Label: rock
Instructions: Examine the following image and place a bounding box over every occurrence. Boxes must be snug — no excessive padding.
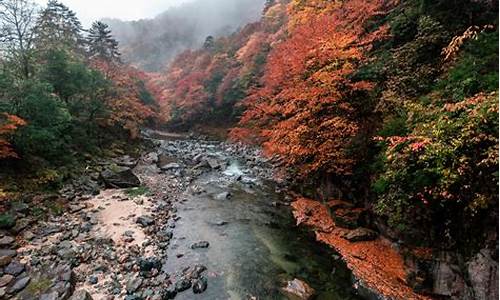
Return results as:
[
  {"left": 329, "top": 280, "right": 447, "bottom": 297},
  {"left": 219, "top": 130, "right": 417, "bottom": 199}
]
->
[
  {"left": 174, "top": 278, "right": 191, "bottom": 292},
  {"left": 192, "top": 277, "right": 208, "bottom": 294},
  {"left": 69, "top": 290, "right": 93, "bottom": 300},
  {"left": 0, "top": 255, "right": 12, "bottom": 267},
  {"left": 342, "top": 228, "right": 378, "bottom": 242},
  {"left": 143, "top": 152, "right": 158, "bottom": 164},
  {"left": 40, "top": 292, "right": 59, "bottom": 300},
  {"left": 6, "top": 276, "right": 30, "bottom": 294},
  {"left": 115, "top": 155, "right": 138, "bottom": 168},
  {"left": 126, "top": 277, "right": 143, "bottom": 294},
  {"left": 138, "top": 257, "right": 162, "bottom": 272},
  {"left": 88, "top": 275, "right": 98, "bottom": 285},
  {"left": 4, "top": 261, "right": 25, "bottom": 276},
  {"left": 191, "top": 241, "right": 210, "bottom": 249},
  {"left": 161, "top": 286, "right": 177, "bottom": 299},
  {"left": 214, "top": 192, "right": 231, "bottom": 200},
  {"left": 467, "top": 248, "right": 498, "bottom": 300},
  {"left": 183, "top": 265, "right": 207, "bottom": 279},
  {"left": 160, "top": 163, "right": 181, "bottom": 171},
  {"left": 0, "top": 274, "right": 14, "bottom": 287},
  {"left": 0, "top": 236, "right": 15, "bottom": 247},
  {"left": 206, "top": 158, "right": 220, "bottom": 169},
  {"left": 0, "top": 249, "right": 16, "bottom": 258},
  {"left": 136, "top": 216, "right": 154, "bottom": 227},
  {"left": 333, "top": 208, "right": 365, "bottom": 229},
  {"left": 211, "top": 219, "right": 228, "bottom": 226},
  {"left": 100, "top": 166, "right": 140, "bottom": 188},
  {"left": 281, "top": 279, "right": 315, "bottom": 300}
]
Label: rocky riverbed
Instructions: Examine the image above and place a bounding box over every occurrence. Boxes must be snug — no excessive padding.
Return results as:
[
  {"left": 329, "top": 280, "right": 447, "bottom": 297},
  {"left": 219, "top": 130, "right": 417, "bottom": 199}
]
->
[{"left": 0, "top": 132, "right": 361, "bottom": 300}]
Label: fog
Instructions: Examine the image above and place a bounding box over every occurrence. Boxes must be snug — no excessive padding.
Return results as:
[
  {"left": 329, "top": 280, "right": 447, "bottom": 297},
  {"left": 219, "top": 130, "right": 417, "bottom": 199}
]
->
[
  {"left": 34, "top": 0, "right": 193, "bottom": 27},
  {"left": 104, "top": 0, "right": 266, "bottom": 71}
]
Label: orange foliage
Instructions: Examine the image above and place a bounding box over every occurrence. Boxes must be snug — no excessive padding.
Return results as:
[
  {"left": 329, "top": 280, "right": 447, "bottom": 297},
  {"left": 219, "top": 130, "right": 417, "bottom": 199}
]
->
[
  {"left": 91, "top": 60, "right": 156, "bottom": 138},
  {"left": 232, "top": 0, "right": 393, "bottom": 176},
  {"left": 0, "top": 113, "right": 26, "bottom": 159}
]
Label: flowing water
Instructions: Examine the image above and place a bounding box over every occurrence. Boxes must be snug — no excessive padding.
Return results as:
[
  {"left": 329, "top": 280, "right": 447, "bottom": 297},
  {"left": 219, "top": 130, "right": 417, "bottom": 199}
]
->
[{"left": 162, "top": 151, "right": 361, "bottom": 300}]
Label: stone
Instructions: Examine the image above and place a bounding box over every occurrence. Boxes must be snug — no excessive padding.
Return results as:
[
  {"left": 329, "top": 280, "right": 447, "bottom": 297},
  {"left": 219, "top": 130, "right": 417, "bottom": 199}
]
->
[
  {"left": 0, "top": 249, "right": 16, "bottom": 258},
  {"left": 0, "top": 255, "right": 12, "bottom": 267},
  {"left": 191, "top": 241, "right": 210, "bottom": 249},
  {"left": 174, "top": 278, "right": 191, "bottom": 292},
  {"left": 136, "top": 216, "right": 154, "bottom": 227},
  {"left": 88, "top": 275, "right": 98, "bottom": 285},
  {"left": 0, "top": 236, "right": 15, "bottom": 247},
  {"left": 214, "top": 192, "right": 231, "bottom": 200},
  {"left": 69, "top": 290, "right": 93, "bottom": 300},
  {"left": 342, "top": 228, "right": 378, "bottom": 242},
  {"left": 126, "top": 277, "right": 143, "bottom": 293},
  {"left": 161, "top": 286, "right": 177, "bottom": 299},
  {"left": 467, "top": 249, "right": 498, "bottom": 300},
  {"left": 206, "top": 158, "right": 220, "bottom": 169},
  {"left": 160, "top": 163, "right": 181, "bottom": 171},
  {"left": 4, "top": 261, "right": 24, "bottom": 276},
  {"left": 138, "top": 257, "right": 162, "bottom": 272},
  {"left": 40, "top": 292, "right": 59, "bottom": 300},
  {"left": 192, "top": 277, "right": 208, "bottom": 294},
  {"left": 281, "top": 279, "right": 315, "bottom": 300},
  {"left": 0, "top": 274, "right": 14, "bottom": 287},
  {"left": 6, "top": 276, "right": 30, "bottom": 294},
  {"left": 100, "top": 166, "right": 140, "bottom": 188}
]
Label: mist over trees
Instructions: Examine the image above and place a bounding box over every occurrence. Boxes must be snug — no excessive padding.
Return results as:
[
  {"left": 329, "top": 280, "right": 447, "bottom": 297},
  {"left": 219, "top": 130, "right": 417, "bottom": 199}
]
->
[{"left": 104, "top": 0, "right": 266, "bottom": 71}]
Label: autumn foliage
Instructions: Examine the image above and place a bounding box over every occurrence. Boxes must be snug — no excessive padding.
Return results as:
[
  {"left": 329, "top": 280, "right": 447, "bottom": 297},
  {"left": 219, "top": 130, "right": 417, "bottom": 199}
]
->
[
  {"left": 0, "top": 114, "right": 26, "bottom": 159},
  {"left": 232, "top": 0, "right": 393, "bottom": 176}
]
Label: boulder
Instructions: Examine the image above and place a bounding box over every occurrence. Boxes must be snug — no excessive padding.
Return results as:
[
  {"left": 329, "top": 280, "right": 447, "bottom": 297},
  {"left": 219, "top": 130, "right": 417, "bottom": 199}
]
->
[
  {"left": 281, "top": 279, "right": 315, "bottom": 300},
  {"left": 160, "top": 163, "right": 181, "bottom": 171},
  {"left": 342, "top": 228, "right": 378, "bottom": 242},
  {"left": 6, "top": 276, "right": 30, "bottom": 294},
  {"left": 191, "top": 241, "right": 210, "bottom": 249},
  {"left": 69, "top": 290, "right": 93, "bottom": 300},
  {"left": 467, "top": 248, "right": 498, "bottom": 300},
  {"left": 100, "top": 166, "right": 140, "bottom": 188},
  {"left": 192, "top": 277, "right": 208, "bottom": 294},
  {"left": 136, "top": 216, "right": 154, "bottom": 227}
]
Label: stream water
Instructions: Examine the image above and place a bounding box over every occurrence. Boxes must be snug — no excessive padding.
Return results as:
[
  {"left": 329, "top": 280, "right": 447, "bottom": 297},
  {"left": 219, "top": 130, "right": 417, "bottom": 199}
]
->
[{"left": 161, "top": 148, "right": 361, "bottom": 300}]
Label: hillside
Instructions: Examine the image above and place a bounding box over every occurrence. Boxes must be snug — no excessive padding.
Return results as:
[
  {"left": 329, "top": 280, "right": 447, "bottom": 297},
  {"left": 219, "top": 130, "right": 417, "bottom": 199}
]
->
[
  {"left": 155, "top": 0, "right": 499, "bottom": 298},
  {"left": 105, "top": 0, "right": 266, "bottom": 71}
]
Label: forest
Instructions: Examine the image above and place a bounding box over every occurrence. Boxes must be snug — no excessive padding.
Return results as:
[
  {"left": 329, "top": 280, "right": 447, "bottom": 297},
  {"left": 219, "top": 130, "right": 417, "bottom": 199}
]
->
[{"left": 0, "top": 0, "right": 498, "bottom": 299}]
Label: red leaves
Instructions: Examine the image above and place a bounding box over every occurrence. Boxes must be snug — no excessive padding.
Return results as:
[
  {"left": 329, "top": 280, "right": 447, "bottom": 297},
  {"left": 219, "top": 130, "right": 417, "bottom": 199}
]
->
[
  {"left": 92, "top": 60, "right": 155, "bottom": 138},
  {"left": 233, "top": 0, "right": 392, "bottom": 177},
  {"left": 0, "top": 113, "right": 26, "bottom": 159}
]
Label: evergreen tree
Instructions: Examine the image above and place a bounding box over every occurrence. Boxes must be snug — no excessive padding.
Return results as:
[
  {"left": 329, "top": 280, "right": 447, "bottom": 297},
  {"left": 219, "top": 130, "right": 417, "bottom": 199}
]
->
[
  {"left": 87, "top": 21, "right": 121, "bottom": 62},
  {"left": 33, "top": 0, "right": 84, "bottom": 51}
]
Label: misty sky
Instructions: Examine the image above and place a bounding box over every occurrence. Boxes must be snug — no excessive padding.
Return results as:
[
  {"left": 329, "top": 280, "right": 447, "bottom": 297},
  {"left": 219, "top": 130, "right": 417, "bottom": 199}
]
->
[{"left": 34, "top": 0, "right": 193, "bottom": 27}]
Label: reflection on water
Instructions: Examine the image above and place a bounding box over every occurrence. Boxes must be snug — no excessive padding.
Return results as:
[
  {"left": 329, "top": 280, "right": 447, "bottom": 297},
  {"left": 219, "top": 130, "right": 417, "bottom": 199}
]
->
[{"left": 164, "top": 161, "right": 361, "bottom": 300}]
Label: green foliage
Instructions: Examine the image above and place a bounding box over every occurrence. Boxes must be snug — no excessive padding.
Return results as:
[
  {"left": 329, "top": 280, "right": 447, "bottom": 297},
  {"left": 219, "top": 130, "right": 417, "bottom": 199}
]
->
[
  {"left": 374, "top": 92, "right": 498, "bottom": 246},
  {"left": 11, "top": 81, "right": 72, "bottom": 161},
  {"left": 125, "top": 186, "right": 150, "bottom": 198},
  {"left": 0, "top": 213, "right": 16, "bottom": 229},
  {"left": 436, "top": 31, "right": 499, "bottom": 101}
]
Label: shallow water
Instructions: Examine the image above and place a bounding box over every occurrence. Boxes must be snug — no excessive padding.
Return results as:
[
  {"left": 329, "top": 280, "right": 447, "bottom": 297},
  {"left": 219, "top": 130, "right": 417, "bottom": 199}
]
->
[{"left": 165, "top": 159, "right": 361, "bottom": 300}]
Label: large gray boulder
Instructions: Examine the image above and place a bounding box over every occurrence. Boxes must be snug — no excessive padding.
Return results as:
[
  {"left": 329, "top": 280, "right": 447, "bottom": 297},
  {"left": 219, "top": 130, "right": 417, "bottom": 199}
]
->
[
  {"left": 100, "top": 166, "right": 140, "bottom": 188},
  {"left": 467, "top": 248, "right": 498, "bottom": 300}
]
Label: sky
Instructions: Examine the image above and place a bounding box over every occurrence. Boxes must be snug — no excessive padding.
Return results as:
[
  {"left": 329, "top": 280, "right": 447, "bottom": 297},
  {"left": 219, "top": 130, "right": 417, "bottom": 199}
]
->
[{"left": 34, "top": 0, "right": 193, "bottom": 27}]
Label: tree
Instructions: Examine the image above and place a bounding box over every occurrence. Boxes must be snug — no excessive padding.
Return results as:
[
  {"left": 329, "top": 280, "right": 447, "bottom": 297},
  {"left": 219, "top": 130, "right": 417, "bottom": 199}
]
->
[
  {"left": 87, "top": 21, "right": 121, "bottom": 62},
  {"left": 0, "top": 113, "right": 26, "bottom": 159},
  {"left": 0, "top": 0, "right": 38, "bottom": 78},
  {"left": 33, "top": 0, "right": 84, "bottom": 52}
]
